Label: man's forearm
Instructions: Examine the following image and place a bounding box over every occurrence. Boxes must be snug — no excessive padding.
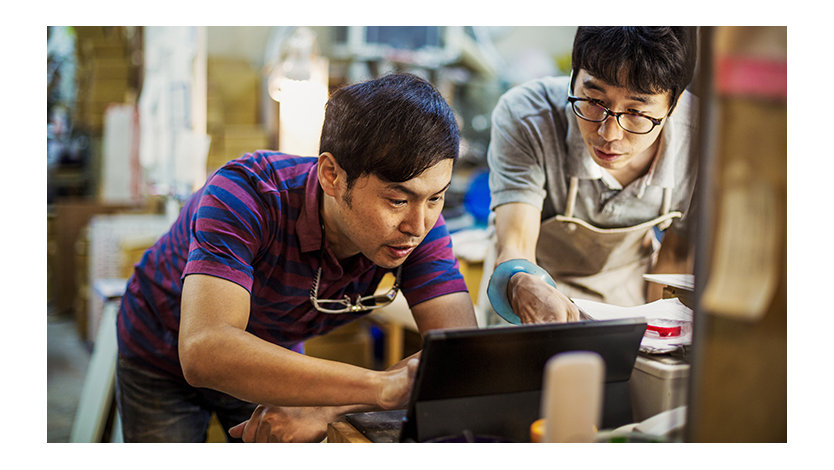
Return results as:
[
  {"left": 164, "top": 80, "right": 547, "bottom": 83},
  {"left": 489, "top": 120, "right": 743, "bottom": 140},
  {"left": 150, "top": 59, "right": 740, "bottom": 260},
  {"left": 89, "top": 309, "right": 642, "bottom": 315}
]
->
[
  {"left": 182, "top": 325, "right": 389, "bottom": 409},
  {"left": 180, "top": 274, "right": 392, "bottom": 410},
  {"left": 493, "top": 203, "right": 542, "bottom": 265}
]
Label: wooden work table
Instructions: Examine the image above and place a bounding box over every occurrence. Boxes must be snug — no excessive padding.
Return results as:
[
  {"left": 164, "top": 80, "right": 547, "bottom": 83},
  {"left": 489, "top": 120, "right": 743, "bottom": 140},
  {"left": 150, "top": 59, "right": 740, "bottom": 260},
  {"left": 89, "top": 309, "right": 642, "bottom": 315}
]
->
[
  {"left": 326, "top": 418, "right": 371, "bottom": 443},
  {"left": 327, "top": 409, "right": 406, "bottom": 443}
]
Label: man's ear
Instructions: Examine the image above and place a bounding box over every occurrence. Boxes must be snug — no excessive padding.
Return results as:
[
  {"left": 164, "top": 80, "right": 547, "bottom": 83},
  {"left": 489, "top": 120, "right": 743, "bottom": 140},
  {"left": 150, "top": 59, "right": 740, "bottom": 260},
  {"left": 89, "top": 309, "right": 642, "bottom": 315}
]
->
[
  {"left": 318, "top": 152, "right": 342, "bottom": 197},
  {"left": 666, "top": 91, "right": 685, "bottom": 117}
]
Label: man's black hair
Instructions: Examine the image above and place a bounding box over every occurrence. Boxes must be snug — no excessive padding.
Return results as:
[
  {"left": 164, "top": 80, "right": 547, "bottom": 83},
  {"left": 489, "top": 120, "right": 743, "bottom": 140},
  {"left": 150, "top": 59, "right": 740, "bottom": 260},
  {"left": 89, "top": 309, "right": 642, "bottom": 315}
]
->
[
  {"left": 571, "top": 27, "right": 697, "bottom": 113},
  {"left": 319, "top": 73, "right": 459, "bottom": 189}
]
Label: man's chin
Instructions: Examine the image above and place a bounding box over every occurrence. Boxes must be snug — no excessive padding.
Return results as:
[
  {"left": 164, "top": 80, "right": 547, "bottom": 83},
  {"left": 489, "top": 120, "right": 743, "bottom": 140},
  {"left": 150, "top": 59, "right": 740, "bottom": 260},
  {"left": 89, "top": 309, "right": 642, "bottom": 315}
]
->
[
  {"left": 368, "top": 252, "right": 408, "bottom": 270},
  {"left": 373, "top": 258, "right": 406, "bottom": 270}
]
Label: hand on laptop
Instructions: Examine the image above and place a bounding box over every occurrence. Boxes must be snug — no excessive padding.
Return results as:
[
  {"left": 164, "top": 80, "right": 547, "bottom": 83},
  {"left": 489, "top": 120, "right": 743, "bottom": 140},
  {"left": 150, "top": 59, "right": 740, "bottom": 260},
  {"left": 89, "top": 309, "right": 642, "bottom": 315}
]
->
[
  {"left": 228, "top": 404, "right": 337, "bottom": 442},
  {"left": 227, "top": 353, "right": 421, "bottom": 442},
  {"left": 508, "top": 272, "right": 581, "bottom": 324},
  {"left": 377, "top": 354, "right": 420, "bottom": 410}
]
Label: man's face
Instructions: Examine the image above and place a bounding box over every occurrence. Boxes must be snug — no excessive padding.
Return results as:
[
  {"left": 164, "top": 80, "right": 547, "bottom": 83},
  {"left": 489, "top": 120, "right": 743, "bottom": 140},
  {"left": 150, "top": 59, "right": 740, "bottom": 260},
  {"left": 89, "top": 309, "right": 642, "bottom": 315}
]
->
[
  {"left": 329, "top": 158, "right": 453, "bottom": 269},
  {"left": 572, "top": 69, "right": 672, "bottom": 172}
]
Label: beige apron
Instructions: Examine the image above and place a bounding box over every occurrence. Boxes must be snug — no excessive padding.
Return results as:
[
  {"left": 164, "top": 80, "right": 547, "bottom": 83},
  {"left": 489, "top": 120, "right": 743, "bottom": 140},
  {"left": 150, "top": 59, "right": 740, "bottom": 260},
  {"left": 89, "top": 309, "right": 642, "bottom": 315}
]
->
[
  {"left": 536, "top": 176, "right": 681, "bottom": 307},
  {"left": 476, "top": 177, "right": 682, "bottom": 326}
]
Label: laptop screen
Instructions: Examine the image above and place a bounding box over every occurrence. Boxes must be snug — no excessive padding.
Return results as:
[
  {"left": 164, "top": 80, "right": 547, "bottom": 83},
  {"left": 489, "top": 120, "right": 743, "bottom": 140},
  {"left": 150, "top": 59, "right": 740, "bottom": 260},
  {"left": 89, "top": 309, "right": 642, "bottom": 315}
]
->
[{"left": 399, "top": 318, "right": 646, "bottom": 442}]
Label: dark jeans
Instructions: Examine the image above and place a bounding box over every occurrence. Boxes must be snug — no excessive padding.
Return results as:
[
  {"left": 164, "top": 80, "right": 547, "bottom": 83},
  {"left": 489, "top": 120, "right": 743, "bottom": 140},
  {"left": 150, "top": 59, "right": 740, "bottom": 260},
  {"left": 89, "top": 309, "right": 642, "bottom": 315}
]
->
[{"left": 115, "top": 356, "right": 258, "bottom": 442}]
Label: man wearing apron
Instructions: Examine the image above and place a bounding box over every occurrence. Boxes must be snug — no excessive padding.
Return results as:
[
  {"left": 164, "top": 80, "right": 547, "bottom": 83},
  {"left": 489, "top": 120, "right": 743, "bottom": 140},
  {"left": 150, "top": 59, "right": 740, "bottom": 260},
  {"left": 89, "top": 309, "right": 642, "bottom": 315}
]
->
[{"left": 484, "top": 27, "right": 699, "bottom": 324}]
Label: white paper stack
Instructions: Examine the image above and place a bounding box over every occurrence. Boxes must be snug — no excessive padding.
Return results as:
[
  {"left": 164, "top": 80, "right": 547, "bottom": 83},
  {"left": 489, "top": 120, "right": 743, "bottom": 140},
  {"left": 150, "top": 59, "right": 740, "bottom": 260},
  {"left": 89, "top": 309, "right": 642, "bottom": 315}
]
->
[{"left": 572, "top": 297, "right": 694, "bottom": 354}]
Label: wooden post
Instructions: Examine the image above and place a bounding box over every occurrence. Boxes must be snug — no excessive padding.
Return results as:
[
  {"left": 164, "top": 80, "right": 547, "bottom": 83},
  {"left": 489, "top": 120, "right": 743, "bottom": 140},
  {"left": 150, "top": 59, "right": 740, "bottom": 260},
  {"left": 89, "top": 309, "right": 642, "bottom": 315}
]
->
[{"left": 687, "top": 26, "right": 787, "bottom": 442}]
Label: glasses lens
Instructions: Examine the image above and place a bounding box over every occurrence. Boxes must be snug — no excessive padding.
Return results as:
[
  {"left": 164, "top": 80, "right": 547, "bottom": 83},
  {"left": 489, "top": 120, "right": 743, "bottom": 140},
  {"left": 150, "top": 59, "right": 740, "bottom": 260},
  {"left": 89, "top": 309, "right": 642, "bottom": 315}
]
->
[
  {"left": 573, "top": 100, "right": 606, "bottom": 121},
  {"left": 619, "top": 114, "right": 655, "bottom": 134},
  {"left": 363, "top": 291, "right": 397, "bottom": 308},
  {"left": 315, "top": 300, "right": 350, "bottom": 312}
]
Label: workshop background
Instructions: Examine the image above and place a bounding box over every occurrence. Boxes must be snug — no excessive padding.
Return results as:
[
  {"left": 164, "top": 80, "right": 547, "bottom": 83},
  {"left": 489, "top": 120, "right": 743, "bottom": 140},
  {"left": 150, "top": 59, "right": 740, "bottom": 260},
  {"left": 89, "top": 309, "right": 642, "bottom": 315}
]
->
[
  {"left": 46, "top": 26, "right": 791, "bottom": 447},
  {"left": 46, "top": 25, "right": 579, "bottom": 442}
]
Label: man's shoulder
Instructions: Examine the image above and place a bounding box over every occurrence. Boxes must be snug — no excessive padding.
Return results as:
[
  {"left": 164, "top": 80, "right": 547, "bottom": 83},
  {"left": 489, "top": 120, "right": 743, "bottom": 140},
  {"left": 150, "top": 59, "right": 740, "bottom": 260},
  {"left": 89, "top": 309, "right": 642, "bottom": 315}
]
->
[
  {"left": 229, "top": 150, "right": 318, "bottom": 175},
  {"left": 497, "top": 75, "right": 569, "bottom": 118},
  {"left": 219, "top": 151, "right": 318, "bottom": 190}
]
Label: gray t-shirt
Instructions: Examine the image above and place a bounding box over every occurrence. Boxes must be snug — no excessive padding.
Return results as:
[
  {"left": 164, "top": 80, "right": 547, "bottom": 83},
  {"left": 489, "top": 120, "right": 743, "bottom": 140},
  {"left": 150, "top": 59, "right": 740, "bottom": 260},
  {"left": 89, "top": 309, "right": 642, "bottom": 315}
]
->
[{"left": 487, "top": 75, "right": 698, "bottom": 230}]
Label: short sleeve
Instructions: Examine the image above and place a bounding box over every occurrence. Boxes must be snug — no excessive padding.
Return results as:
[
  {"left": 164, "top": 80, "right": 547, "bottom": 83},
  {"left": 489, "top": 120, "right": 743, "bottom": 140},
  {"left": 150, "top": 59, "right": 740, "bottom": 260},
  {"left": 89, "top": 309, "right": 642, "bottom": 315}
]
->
[
  {"left": 182, "top": 166, "right": 271, "bottom": 292},
  {"left": 487, "top": 90, "right": 548, "bottom": 211},
  {"left": 399, "top": 215, "right": 468, "bottom": 307}
]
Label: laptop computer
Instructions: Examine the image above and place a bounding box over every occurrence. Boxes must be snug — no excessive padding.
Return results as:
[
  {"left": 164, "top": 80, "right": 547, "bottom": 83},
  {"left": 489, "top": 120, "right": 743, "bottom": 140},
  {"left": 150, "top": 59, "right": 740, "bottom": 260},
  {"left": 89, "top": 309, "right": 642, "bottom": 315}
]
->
[{"left": 345, "top": 317, "right": 646, "bottom": 442}]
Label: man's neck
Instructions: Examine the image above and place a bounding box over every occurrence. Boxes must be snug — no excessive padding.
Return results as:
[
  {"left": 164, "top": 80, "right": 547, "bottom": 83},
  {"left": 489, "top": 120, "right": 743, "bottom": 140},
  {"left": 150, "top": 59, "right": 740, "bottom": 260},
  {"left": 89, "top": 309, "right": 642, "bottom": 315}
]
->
[{"left": 320, "top": 195, "right": 356, "bottom": 261}]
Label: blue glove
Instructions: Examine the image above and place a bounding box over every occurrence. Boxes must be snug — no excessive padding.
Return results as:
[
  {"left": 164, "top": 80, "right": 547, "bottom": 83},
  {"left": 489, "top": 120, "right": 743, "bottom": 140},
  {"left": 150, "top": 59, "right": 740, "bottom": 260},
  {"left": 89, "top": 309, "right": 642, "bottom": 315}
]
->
[{"left": 487, "top": 259, "right": 557, "bottom": 325}]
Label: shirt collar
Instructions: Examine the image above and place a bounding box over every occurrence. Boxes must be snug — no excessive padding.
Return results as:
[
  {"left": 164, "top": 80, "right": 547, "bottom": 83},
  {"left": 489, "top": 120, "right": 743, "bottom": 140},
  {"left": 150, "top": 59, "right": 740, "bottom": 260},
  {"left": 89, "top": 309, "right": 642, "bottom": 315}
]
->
[
  {"left": 295, "top": 162, "right": 375, "bottom": 280},
  {"left": 645, "top": 113, "right": 682, "bottom": 189},
  {"left": 297, "top": 162, "right": 323, "bottom": 253},
  {"left": 641, "top": 91, "right": 695, "bottom": 190}
]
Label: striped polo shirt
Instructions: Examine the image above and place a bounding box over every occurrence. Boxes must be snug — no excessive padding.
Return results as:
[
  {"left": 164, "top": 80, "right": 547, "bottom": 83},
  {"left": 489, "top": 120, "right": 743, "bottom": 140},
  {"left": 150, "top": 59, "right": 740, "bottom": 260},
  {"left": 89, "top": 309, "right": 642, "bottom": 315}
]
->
[{"left": 116, "top": 151, "right": 468, "bottom": 379}]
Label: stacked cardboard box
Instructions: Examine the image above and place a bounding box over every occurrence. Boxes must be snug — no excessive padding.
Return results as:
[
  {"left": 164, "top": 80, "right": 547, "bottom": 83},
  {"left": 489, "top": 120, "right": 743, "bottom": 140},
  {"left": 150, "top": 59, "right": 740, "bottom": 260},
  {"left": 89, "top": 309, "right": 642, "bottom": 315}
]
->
[
  {"left": 49, "top": 200, "right": 139, "bottom": 337},
  {"left": 206, "top": 57, "right": 270, "bottom": 172},
  {"left": 73, "top": 27, "right": 137, "bottom": 136},
  {"left": 47, "top": 211, "right": 57, "bottom": 313}
]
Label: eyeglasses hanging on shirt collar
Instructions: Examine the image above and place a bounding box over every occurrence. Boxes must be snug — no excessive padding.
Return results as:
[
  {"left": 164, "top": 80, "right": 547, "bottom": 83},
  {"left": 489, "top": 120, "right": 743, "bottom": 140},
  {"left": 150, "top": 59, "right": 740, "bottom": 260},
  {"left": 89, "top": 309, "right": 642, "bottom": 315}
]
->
[
  {"left": 309, "top": 264, "right": 402, "bottom": 314},
  {"left": 567, "top": 70, "right": 666, "bottom": 135}
]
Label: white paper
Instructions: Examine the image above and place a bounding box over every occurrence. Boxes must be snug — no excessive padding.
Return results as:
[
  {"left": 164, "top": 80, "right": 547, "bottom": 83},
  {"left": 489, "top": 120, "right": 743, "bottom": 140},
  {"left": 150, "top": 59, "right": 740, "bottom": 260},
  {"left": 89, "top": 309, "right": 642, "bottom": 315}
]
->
[
  {"left": 642, "top": 273, "right": 695, "bottom": 291},
  {"left": 572, "top": 297, "right": 694, "bottom": 354},
  {"left": 450, "top": 228, "right": 490, "bottom": 262}
]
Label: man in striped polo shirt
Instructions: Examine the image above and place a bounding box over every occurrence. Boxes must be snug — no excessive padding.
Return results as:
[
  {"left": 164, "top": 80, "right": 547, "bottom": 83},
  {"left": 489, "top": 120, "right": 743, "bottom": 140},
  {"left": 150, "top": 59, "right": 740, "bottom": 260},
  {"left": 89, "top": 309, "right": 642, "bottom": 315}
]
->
[{"left": 116, "top": 73, "right": 478, "bottom": 442}]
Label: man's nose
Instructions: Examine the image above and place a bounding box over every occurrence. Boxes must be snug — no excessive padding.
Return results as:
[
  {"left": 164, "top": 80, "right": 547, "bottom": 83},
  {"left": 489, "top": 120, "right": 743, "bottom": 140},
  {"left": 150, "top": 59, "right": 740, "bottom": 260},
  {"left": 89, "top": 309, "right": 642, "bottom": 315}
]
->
[
  {"left": 597, "top": 115, "right": 624, "bottom": 141},
  {"left": 399, "top": 204, "right": 427, "bottom": 237}
]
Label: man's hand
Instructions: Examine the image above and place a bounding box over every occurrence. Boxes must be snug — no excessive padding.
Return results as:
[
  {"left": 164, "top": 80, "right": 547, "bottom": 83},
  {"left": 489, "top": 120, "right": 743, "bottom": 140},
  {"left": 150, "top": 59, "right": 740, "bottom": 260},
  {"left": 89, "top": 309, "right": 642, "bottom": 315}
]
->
[
  {"left": 228, "top": 405, "right": 336, "bottom": 443},
  {"left": 376, "top": 356, "right": 419, "bottom": 410},
  {"left": 227, "top": 356, "right": 419, "bottom": 442},
  {"left": 508, "top": 272, "right": 581, "bottom": 324}
]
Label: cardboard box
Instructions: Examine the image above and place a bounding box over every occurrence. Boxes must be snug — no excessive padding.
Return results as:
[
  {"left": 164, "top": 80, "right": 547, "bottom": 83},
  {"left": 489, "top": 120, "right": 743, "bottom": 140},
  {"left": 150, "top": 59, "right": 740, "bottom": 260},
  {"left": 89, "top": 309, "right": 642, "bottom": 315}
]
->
[
  {"left": 73, "top": 27, "right": 135, "bottom": 136},
  {"left": 47, "top": 212, "right": 58, "bottom": 311},
  {"left": 304, "top": 320, "right": 374, "bottom": 369},
  {"left": 90, "top": 58, "right": 131, "bottom": 81},
  {"left": 207, "top": 57, "right": 260, "bottom": 126},
  {"left": 74, "top": 26, "right": 127, "bottom": 45},
  {"left": 206, "top": 124, "right": 269, "bottom": 173},
  {"left": 50, "top": 200, "right": 139, "bottom": 330},
  {"left": 119, "top": 235, "right": 160, "bottom": 279},
  {"left": 206, "top": 56, "right": 270, "bottom": 173}
]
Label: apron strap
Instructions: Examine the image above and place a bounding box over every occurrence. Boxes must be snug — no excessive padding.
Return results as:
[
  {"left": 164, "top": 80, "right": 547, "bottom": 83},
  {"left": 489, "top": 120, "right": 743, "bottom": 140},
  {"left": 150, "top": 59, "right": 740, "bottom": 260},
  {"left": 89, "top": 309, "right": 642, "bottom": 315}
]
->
[
  {"left": 661, "top": 187, "right": 672, "bottom": 215},
  {"left": 657, "top": 187, "right": 674, "bottom": 231},
  {"left": 564, "top": 176, "right": 676, "bottom": 231},
  {"left": 565, "top": 176, "right": 579, "bottom": 218}
]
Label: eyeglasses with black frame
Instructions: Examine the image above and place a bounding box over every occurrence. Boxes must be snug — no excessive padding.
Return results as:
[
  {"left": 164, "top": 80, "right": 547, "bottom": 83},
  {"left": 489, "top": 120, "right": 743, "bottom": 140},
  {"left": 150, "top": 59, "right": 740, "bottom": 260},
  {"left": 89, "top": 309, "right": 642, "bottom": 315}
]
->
[
  {"left": 567, "top": 95, "right": 665, "bottom": 135},
  {"left": 309, "top": 265, "right": 402, "bottom": 314}
]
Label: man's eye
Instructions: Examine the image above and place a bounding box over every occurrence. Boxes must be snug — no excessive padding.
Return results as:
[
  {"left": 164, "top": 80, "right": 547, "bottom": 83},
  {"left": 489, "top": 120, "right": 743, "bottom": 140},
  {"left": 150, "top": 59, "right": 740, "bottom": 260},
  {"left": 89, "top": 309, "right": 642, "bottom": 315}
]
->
[
  {"left": 389, "top": 199, "right": 407, "bottom": 207},
  {"left": 429, "top": 195, "right": 445, "bottom": 203}
]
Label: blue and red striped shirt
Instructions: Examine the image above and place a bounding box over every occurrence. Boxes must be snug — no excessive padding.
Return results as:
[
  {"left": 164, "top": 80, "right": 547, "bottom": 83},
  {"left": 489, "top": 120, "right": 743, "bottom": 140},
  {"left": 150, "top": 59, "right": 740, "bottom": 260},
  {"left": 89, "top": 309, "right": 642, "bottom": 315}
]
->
[{"left": 117, "top": 151, "right": 468, "bottom": 378}]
